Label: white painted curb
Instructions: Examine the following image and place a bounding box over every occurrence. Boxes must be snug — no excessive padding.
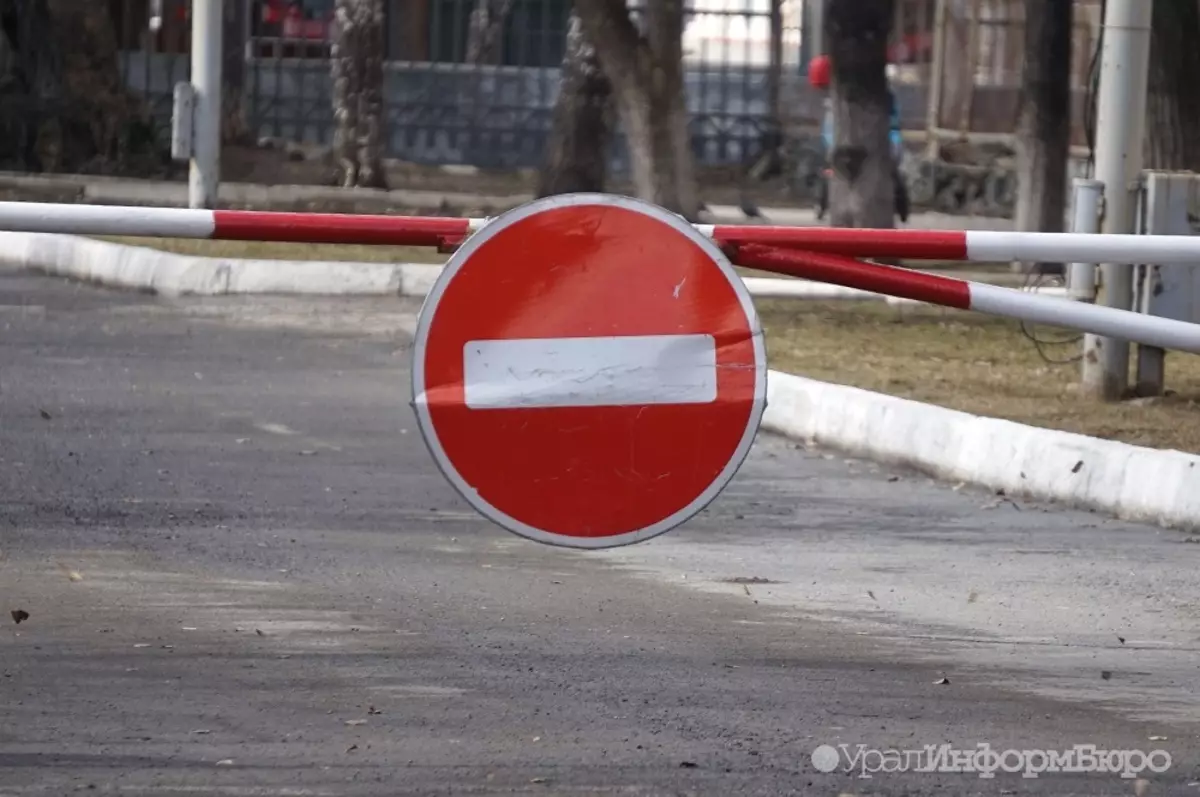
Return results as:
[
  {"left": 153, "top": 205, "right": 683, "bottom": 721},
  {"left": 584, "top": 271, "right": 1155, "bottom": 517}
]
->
[
  {"left": 761, "top": 372, "right": 1200, "bottom": 531},
  {"left": 4, "top": 230, "right": 1191, "bottom": 532},
  {"left": 0, "top": 232, "right": 439, "bottom": 298}
]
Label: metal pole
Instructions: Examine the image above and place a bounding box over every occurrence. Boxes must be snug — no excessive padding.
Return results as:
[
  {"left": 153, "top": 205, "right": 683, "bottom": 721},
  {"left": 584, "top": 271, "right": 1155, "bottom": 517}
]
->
[
  {"left": 807, "top": 0, "right": 825, "bottom": 57},
  {"left": 1081, "top": 0, "right": 1152, "bottom": 401},
  {"left": 189, "top": 0, "right": 223, "bottom": 210},
  {"left": 925, "top": 0, "right": 947, "bottom": 160},
  {"left": 1066, "top": 178, "right": 1103, "bottom": 301}
]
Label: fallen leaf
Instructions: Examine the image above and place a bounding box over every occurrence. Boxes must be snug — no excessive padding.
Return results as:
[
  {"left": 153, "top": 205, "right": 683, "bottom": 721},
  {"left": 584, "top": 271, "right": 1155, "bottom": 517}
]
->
[
  {"left": 934, "top": 677, "right": 950, "bottom": 685},
  {"left": 967, "top": 591, "right": 979, "bottom": 604},
  {"left": 10, "top": 609, "right": 29, "bottom": 625},
  {"left": 1149, "top": 735, "right": 1168, "bottom": 741},
  {"left": 255, "top": 629, "right": 265, "bottom": 637},
  {"left": 39, "top": 409, "right": 51, "bottom": 420},
  {"left": 530, "top": 778, "right": 547, "bottom": 784},
  {"left": 1101, "top": 670, "right": 1113, "bottom": 680},
  {"left": 1117, "top": 636, "right": 1126, "bottom": 644},
  {"left": 345, "top": 719, "right": 367, "bottom": 726},
  {"left": 346, "top": 744, "right": 358, "bottom": 753},
  {"left": 133, "top": 643, "right": 151, "bottom": 648},
  {"left": 679, "top": 761, "right": 698, "bottom": 768},
  {"left": 191, "top": 729, "right": 211, "bottom": 735},
  {"left": 866, "top": 590, "right": 878, "bottom": 603},
  {"left": 367, "top": 706, "right": 382, "bottom": 715},
  {"left": 215, "top": 759, "right": 234, "bottom": 766},
  {"left": 1071, "top": 460, "right": 1084, "bottom": 474}
]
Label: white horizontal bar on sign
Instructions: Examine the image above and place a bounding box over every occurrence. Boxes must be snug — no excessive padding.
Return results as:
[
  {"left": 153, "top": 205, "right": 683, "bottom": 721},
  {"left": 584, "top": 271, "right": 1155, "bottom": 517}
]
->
[{"left": 463, "top": 334, "right": 718, "bottom": 410}]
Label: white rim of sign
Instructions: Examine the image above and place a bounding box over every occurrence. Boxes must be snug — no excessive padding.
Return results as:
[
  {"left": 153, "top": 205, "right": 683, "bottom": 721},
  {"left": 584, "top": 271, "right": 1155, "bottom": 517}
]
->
[{"left": 410, "top": 192, "right": 768, "bottom": 550}]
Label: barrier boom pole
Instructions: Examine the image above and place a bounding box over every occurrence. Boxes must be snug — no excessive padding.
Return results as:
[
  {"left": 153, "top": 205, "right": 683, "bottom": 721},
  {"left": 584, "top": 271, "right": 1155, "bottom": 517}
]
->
[
  {"left": 13, "top": 202, "right": 1200, "bottom": 267},
  {"left": 732, "top": 245, "right": 1200, "bottom": 355}
]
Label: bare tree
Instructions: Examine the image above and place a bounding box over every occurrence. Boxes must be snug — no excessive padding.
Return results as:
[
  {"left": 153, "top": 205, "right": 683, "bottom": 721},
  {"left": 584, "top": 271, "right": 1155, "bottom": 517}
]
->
[
  {"left": 1013, "top": 0, "right": 1072, "bottom": 274},
  {"left": 537, "top": 11, "right": 614, "bottom": 197},
  {"left": 573, "top": 0, "right": 699, "bottom": 219},
  {"left": 221, "top": 0, "right": 249, "bottom": 144},
  {"left": 824, "top": 0, "right": 895, "bottom": 228},
  {"left": 466, "top": 0, "right": 514, "bottom": 64},
  {"left": 331, "top": 0, "right": 387, "bottom": 189},
  {"left": 1144, "top": 0, "right": 1200, "bottom": 170}
]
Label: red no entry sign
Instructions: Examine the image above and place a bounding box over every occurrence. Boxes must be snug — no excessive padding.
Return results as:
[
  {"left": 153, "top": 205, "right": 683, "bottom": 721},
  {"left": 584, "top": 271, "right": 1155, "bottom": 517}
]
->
[{"left": 412, "top": 194, "right": 767, "bottom": 548}]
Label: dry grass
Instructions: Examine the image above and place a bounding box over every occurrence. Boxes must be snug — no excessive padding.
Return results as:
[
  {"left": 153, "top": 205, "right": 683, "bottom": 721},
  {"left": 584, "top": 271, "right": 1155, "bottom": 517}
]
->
[
  {"left": 101, "top": 236, "right": 1200, "bottom": 452},
  {"left": 759, "top": 299, "right": 1200, "bottom": 453}
]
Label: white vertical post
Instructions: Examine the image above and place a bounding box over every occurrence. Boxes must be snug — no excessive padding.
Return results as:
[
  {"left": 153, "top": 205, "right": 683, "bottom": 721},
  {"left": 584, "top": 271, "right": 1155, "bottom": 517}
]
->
[
  {"left": 1066, "top": 178, "right": 1103, "bottom": 301},
  {"left": 1081, "top": 0, "right": 1152, "bottom": 401},
  {"left": 807, "top": 0, "right": 825, "bottom": 57},
  {"left": 189, "top": 0, "right": 223, "bottom": 210}
]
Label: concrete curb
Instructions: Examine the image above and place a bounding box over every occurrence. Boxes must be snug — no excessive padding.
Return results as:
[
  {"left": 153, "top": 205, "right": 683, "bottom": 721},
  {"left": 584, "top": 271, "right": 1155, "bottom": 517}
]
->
[
  {"left": 761, "top": 372, "right": 1200, "bottom": 532},
  {"left": 0, "top": 232, "right": 441, "bottom": 298},
  {"left": 5, "top": 230, "right": 1193, "bottom": 533}
]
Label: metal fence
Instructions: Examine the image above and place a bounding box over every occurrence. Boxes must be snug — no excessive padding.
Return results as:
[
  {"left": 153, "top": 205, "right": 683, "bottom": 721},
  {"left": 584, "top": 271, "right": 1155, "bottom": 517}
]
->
[
  {"left": 107, "top": 0, "right": 1106, "bottom": 184},
  {"left": 117, "top": 0, "right": 807, "bottom": 172},
  {"left": 922, "top": 0, "right": 1104, "bottom": 150}
]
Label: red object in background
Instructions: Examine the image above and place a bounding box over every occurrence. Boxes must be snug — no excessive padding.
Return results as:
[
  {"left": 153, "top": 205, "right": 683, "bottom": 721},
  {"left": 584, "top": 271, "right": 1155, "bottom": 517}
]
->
[
  {"left": 888, "top": 31, "right": 935, "bottom": 63},
  {"left": 808, "top": 54, "right": 831, "bottom": 88},
  {"left": 280, "top": 3, "right": 329, "bottom": 39}
]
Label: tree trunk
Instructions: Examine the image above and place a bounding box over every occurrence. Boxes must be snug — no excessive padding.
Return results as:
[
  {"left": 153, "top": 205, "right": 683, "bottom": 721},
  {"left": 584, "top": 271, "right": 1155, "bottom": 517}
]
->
[
  {"left": 221, "top": 0, "right": 249, "bottom": 145},
  {"left": 1013, "top": 0, "right": 1072, "bottom": 274},
  {"left": 824, "top": 0, "right": 895, "bottom": 229},
  {"left": 1144, "top": 0, "right": 1200, "bottom": 171},
  {"left": 466, "top": 0, "right": 513, "bottom": 64},
  {"left": 574, "top": 0, "right": 700, "bottom": 220},
  {"left": 537, "top": 12, "right": 614, "bottom": 197},
  {"left": 331, "top": 0, "right": 387, "bottom": 188}
]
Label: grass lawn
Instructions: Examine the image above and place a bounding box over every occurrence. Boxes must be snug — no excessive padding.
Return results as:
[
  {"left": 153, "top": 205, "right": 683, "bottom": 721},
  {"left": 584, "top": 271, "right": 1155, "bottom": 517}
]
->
[{"left": 100, "top": 236, "right": 1200, "bottom": 453}]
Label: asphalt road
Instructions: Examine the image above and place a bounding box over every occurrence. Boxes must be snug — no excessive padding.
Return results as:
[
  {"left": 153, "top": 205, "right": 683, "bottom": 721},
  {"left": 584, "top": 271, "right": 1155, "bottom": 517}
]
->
[{"left": 1, "top": 272, "right": 1197, "bottom": 796}]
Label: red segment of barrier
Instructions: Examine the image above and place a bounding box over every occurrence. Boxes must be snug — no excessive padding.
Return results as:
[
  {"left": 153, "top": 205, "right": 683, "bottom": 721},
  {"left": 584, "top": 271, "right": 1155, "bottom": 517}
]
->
[
  {"left": 712, "top": 226, "right": 970, "bottom": 262},
  {"left": 211, "top": 210, "right": 472, "bottom": 248},
  {"left": 732, "top": 244, "right": 973, "bottom": 310}
]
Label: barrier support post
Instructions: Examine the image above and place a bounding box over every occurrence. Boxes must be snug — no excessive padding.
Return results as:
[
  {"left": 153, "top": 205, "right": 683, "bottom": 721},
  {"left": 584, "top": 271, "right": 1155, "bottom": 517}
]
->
[
  {"left": 1066, "top": 178, "right": 1103, "bottom": 301},
  {"left": 1081, "top": 0, "right": 1153, "bottom": 401},
  {"left": 189, "top": 0, "right": 222, "bottom": 210}
]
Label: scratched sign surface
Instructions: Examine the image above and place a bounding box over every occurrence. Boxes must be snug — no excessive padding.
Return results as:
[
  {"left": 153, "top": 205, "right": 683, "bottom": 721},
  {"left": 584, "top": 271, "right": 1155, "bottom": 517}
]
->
[{"left": 411, "top": 193, "right": 767, "bottom": 549}]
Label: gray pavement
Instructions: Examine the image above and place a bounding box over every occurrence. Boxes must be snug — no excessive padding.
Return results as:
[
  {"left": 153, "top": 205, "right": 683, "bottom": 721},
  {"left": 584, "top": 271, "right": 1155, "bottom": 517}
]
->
[{"left": 1, "top": 272, "right": 1198, "bottom": 796}]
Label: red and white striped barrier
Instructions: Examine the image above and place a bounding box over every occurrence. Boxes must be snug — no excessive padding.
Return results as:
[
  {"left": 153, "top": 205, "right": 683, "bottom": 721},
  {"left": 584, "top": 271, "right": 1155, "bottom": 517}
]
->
[
  {"left": 0, "top": 201, "right": 480, "bottom": 249},
  {"left": 6, "top": 201, "right": 1200, "bottom": 266},
  {"left": 732, "top": 244, "right": 1200, "bottom": 354},
  {"left": 707, "top": 225, "right": 1200, "bottom": 265}
]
